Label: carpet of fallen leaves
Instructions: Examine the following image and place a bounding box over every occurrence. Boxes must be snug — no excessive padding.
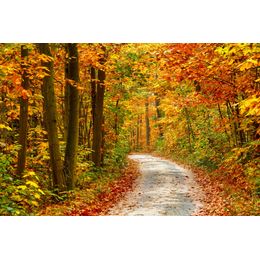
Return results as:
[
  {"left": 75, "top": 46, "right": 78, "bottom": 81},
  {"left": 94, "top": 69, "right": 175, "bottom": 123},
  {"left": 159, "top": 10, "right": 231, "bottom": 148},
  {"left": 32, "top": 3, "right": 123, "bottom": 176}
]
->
[
  {"left": 38, "top": 159, "right": 140, "bottom": 216},
  {"left": 191, "top": 167, "right": 230, "bottom": 216},
  {"left": 80, "top": 160, "right": 139, "bottom": 216},
  {"left": 174, "top": 164, "right": 259, "bottom": 216},
  {"left": 192, "top": 165, "right": 259, "bottom": 216}
]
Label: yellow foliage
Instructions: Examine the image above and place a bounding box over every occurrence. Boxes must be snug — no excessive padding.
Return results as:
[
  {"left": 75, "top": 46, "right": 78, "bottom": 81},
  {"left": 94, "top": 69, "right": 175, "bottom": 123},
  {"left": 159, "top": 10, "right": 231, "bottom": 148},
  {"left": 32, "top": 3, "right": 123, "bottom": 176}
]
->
[
  {"left": 0, "top": 124, "right": 12, "bottom": 131},
  {"left": 26, "top": 180, "right": 39, "bottom": 188},
  {"left": 38, "top": 189, "right": 45, "bottom": 195},
  {"left": 17, "top": 185, "right": 27, "bottom": 190},
  {"left": 34, "top": 193, "right": 41, "bottom": 199},
  {"left": 31, "top": 201, "right": 39, "bottom": 207},
  {"left": 240, "top": 95, "right": 260, "bottom": 117}
]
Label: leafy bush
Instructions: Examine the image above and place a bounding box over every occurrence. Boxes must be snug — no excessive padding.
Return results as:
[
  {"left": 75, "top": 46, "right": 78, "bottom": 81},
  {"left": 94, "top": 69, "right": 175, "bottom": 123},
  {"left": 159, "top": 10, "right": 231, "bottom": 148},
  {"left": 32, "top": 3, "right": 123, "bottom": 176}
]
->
[
  {"left": 0, "top": 152, "right": 45, "bottom": 215},
  {"left": 106, "top": 134, "right": 131, "bottom": 168}
]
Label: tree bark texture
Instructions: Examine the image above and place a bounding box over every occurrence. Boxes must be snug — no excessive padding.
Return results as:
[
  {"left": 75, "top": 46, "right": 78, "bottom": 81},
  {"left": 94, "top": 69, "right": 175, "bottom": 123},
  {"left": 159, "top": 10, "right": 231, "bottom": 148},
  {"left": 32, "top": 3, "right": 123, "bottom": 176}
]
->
[
  {"left": 92, "top": 47, "right": 106, "bottom": 167},
  {"left": 17, "top": 45, "right": 29, "bottom": 175},
  {"left": 38, "top": 43, "right": 66, "bottom": 191},
  {"left": 92, "top": 68, "right": 105, "bottom": 166},
  {"left": 64, "top": 43, "right": 80, "bottom": 189}
]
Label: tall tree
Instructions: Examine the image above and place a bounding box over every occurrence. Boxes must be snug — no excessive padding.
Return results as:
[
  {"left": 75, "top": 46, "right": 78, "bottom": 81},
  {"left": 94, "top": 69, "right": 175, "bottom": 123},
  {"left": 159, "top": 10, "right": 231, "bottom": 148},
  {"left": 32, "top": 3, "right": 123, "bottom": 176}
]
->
[
  {"left": 92, "top": 45, "right": 106, "bottom": 167},
  {"left": 17, "top": 45, "right": 29, "bottom": 175},
  {"left": 64, "top": 43, "right": 80, "bottom": 189},
  {"left": 38, "top": 43, "right": 66, "bottom": 191},
  {"left": 145, "top": 97, "right": 150, "bottom": 147}
]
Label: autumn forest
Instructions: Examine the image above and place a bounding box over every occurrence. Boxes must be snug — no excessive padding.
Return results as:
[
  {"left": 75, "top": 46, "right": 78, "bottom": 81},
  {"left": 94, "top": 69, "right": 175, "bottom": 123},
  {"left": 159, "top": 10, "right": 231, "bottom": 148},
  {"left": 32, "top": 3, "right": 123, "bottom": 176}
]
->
[{"left": 0, "top": 43, "right": 259, "bottom": 216}]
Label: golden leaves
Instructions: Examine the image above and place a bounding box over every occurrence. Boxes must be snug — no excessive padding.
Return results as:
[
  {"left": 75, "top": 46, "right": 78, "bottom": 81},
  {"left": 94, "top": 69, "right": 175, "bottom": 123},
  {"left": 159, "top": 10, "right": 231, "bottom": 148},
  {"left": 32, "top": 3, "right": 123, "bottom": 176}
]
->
[
  {"left": 0, "top": 124, "right": 12, "bottom": 131},
  {"left": 240, "top": 95, "right": 260, "bottom": 117}
]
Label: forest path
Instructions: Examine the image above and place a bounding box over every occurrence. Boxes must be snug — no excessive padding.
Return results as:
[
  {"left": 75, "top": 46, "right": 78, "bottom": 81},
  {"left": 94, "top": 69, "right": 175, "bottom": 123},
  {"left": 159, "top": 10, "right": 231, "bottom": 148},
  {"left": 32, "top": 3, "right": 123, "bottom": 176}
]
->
[{"left": 108, "top": 154, "right": 204, "bottom": 216}]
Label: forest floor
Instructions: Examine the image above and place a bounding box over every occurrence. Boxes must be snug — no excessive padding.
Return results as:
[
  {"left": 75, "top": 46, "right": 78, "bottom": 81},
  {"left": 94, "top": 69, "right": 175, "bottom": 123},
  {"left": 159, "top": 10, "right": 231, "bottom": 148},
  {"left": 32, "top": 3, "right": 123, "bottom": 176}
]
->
[
  {"left": 108, "top": 154, "right": 205, "bottom": 216},
  {"left": 39, "top": 158, "right": 140, "bottom": 216},
  {"left": 40, "top": 153, "right": 253, "bottom": 216}
]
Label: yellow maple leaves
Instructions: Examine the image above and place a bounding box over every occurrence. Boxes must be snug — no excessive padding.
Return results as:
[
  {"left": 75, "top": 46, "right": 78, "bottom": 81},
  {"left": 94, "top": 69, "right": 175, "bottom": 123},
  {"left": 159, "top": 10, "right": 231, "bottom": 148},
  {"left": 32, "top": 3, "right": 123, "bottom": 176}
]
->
[{"left": 240, "top": 95, "right": 260, "bottom": 117}]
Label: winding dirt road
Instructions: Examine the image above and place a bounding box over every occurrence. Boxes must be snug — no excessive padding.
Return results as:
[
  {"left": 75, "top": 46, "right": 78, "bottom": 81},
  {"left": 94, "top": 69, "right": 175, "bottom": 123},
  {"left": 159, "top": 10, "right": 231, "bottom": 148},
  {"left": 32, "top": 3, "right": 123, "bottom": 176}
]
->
[{"left": 108, "top": 154, "right": 204, "bottom": 216}]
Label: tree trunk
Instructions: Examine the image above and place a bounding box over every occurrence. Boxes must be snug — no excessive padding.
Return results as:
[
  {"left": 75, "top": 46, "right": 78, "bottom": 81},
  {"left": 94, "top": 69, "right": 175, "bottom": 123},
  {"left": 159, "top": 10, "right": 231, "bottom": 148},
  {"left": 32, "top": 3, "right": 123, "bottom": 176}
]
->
[
  {"left": 64, "top": 43, "right": 80, "bottom": 190},
  {"left": 184, "top": 107, "right": 195, "bottom": 152},
  {"left": 136, "top": 115, "right": 140, "bottom": 150},
  {"left": 155, "top": 95, "right": 163, "bottom": 138},
  {"left": 217, "top": 103, "right": 231, "bottom": 146},
  {"left": 17, "top": 45, "right": 29, "bottom": 175},
  {"left": 64, "top": 53, "right": 70, "bottom": 141},
  {"left": 38, "top": 43, "right": 66, "bottom": 191},
  {"left": 100, "top": 116, "right": 105, "bottom": 166},
  {"left": 145, "top": 98, "right": 150, "bottom": 147},
  {"left": 235, "top": 104, "right": 246, "bottom": 146},
  {"left": 114, "top": 98, "right": 119, "bottom": 137},
  {"left": 92, "top": 47, "right": 106, "bottom": 167},
  {"left": 90, "top": 66, "right": 96, "bottom": 125}
]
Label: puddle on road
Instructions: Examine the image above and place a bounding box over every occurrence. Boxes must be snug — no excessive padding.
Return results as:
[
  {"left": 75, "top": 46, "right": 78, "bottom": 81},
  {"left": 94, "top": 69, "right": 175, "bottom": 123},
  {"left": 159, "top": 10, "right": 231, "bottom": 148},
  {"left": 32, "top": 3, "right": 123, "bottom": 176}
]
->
[{"left": 108, "top": 154, "right": 204, "bottom": 216}]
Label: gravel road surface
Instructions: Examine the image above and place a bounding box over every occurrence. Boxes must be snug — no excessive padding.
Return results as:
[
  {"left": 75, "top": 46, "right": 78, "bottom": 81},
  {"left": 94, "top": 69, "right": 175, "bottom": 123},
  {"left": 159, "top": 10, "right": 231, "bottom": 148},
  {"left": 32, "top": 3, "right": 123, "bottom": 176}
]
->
[{"left": 108, "top": 154, "right": 204, "bottom": 216}]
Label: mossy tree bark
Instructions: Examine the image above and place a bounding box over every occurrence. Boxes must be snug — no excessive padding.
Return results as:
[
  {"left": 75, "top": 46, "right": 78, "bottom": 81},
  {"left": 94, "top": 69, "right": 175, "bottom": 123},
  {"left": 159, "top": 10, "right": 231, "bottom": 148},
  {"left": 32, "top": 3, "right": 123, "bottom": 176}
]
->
[
  {"left": 64, "top": 43, "right": 80, "bottom": 189},
  {"left": 38, "top": 43, "right": 66, "bottom": 191}
]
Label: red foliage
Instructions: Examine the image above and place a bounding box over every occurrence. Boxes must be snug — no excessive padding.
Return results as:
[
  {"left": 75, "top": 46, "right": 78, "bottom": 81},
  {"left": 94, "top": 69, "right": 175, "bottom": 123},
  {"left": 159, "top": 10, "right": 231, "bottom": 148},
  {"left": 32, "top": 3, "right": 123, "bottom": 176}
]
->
[{"left": 72, "top": 161, "right": 139, "bottom": 216}]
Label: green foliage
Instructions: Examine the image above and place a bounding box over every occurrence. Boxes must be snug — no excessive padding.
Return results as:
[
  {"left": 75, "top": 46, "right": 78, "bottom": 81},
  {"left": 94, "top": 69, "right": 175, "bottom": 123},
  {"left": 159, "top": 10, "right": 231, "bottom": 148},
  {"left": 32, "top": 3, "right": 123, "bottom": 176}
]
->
[
  {"left": 155, "top": 136, "right": 166, "bottom": 153},
  {"left": 76, "top": 169, "right": 102, "bottom": 188},
  {"left": 106, "top": 133, "right": 131, "bottom": 168},
  {"left": 0, "top": 153, "right": 44, "bottom": 215}
]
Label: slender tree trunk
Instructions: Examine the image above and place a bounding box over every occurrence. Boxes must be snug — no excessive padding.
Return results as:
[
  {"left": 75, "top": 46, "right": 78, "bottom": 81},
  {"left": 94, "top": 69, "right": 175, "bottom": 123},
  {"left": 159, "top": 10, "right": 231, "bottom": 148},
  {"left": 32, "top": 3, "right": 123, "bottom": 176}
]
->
[
  {"left": 227, "top": 100, "right": 240, "bottom": 147},
  {"left": 226, "top": 101, "right": 236, "bottom": 147},
  {"left": 38, "top": 43, "right": 66, "bottom": 191},
  {"left": 139, "top": 115, "right": 142, "bottom": 148},
  {"left": 155, "top": 95, "right": 163, "bottom": 138},
  {"left": 79, "top": 94, "right": 85, "bottom": 145},
  {"left": 64, "top": 54, "right": 70, "bottom": 141},
  {"left": 145, "top": 98, "right": 150, "bottom": 147},
  {"left": 92, "top": 47, "right": 106, "bottom": 167},
  {"left": 184, "top": 107, "right": 195, "bottom": 140},
  {"left": 90, "top": 66, "right": 96, "bottom": 126},
  {"left": 114, "top": 98, "right": 119, "bottom": 137},
  {"left": 100, "top": 116, "right": 105, "bottom": 166},
  {"left": 81, "top": 95, "right": 89, "bottom": 146},
  {"left": 136, "top": 116, "right": 140, "bottom": 150},
  {"left": 235, "top": 104, "right": 246, "bottom": 146},
  {"left": 217, "top": 103, "right": 231, "bottom": 146},
  {"left": 64, "top": 43, "right": 80, "bottom": 190},
  {"left": 17, "top": 45, "right": 29, "bottom": 175},
  {"left": 184, "top": 107, "right": 195, "bottom": 152}
]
